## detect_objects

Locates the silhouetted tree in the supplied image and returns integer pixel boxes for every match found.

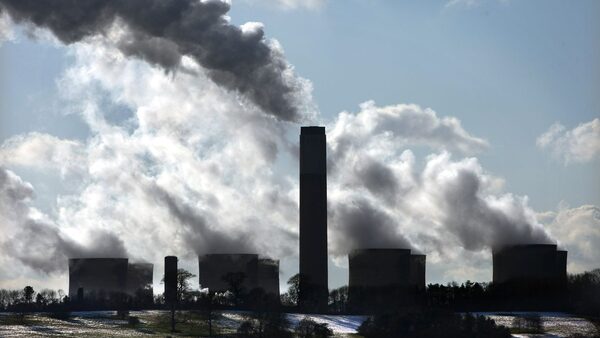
[358,310,511,338]
[512,315,543,334]
[237,311,292,338]
[161,268,196,303]
[567,268,600,316]
[328,285,348,313]
[281,273,300,306]
[23,286,35,304]
[177,268,196,302]
[296,317,333,338]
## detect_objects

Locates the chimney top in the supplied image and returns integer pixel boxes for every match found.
[301,126,325,135]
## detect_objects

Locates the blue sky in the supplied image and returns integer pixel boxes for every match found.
[0,0,599,292]
[227,0,600,210]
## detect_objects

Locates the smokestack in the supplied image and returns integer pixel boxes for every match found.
[299,126,328,311]
[164,256,178,304]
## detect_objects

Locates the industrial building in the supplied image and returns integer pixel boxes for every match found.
[299,126,328,311]
[126,262,154,297]
[409,254,426,291]
[258,258,280,296]
[198,254,280,297]
[348,248,427,312]
[68,258,128,301]
[492,244,567,285]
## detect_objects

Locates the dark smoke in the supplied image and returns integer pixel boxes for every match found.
[0,0,308,121]
[329,198,412,255]
[149,183,254,254]
[353,156,400,204]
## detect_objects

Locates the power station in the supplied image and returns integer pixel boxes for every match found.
[64,127,571,314]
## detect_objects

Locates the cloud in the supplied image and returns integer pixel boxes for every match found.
[243,0,327,11]
[0,132,86,177]
[0,8,14,44]
[444,0,509,9]
[536,118,600,164]
[327,101,489,166]
[542,204,600,273]
[0,0,315,121]
[445,0,480,8]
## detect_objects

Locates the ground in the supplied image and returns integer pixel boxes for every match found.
[0,310,597,337]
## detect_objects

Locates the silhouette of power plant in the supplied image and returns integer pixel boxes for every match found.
[348,249,426,312]
[493,244,567,285]
[198,254,280,297]
[68,258,152,302]
[66,126,568,313]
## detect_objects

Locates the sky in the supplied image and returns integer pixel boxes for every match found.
[0,0,599,294]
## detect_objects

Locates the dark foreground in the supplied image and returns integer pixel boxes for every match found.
[0,310,597,337]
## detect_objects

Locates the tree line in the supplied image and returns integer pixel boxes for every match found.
[1,268,598,316]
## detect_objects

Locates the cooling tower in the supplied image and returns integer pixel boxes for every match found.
[68,258,128,300]
[258,258,280,297]
[126,262,153,296]
[164,256,178,304]
[492,244,566,284]
[555,250,568,285]
[348,249,427,312]
[349,249,412,289]
[299,126,328,311]
[198,254,259,293]
[409,254,426,290]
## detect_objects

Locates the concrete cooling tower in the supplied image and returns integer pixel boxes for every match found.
[348,249,426,312]
[68,258,128,301]
[199,254,280,297]
[126,262,154,296]
[492,244,567,285]
[199,254,258,293]
[258,258,280,296]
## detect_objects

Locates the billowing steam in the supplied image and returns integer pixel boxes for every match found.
[0,167,128,273]
[326,102,554,256]
[0,0,312,121]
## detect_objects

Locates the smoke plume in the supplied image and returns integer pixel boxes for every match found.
[0,0,312,121]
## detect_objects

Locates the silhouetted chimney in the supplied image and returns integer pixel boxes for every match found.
[164,256,178,304]
[299,126,328,311]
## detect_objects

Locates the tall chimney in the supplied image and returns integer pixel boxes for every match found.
[164,256,178,304]
[299,126,328,311]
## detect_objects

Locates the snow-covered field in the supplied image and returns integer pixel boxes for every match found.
[0,310,367,337]
[474,312,598,337]
[219,311,367,334]
[0,310,596,337]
